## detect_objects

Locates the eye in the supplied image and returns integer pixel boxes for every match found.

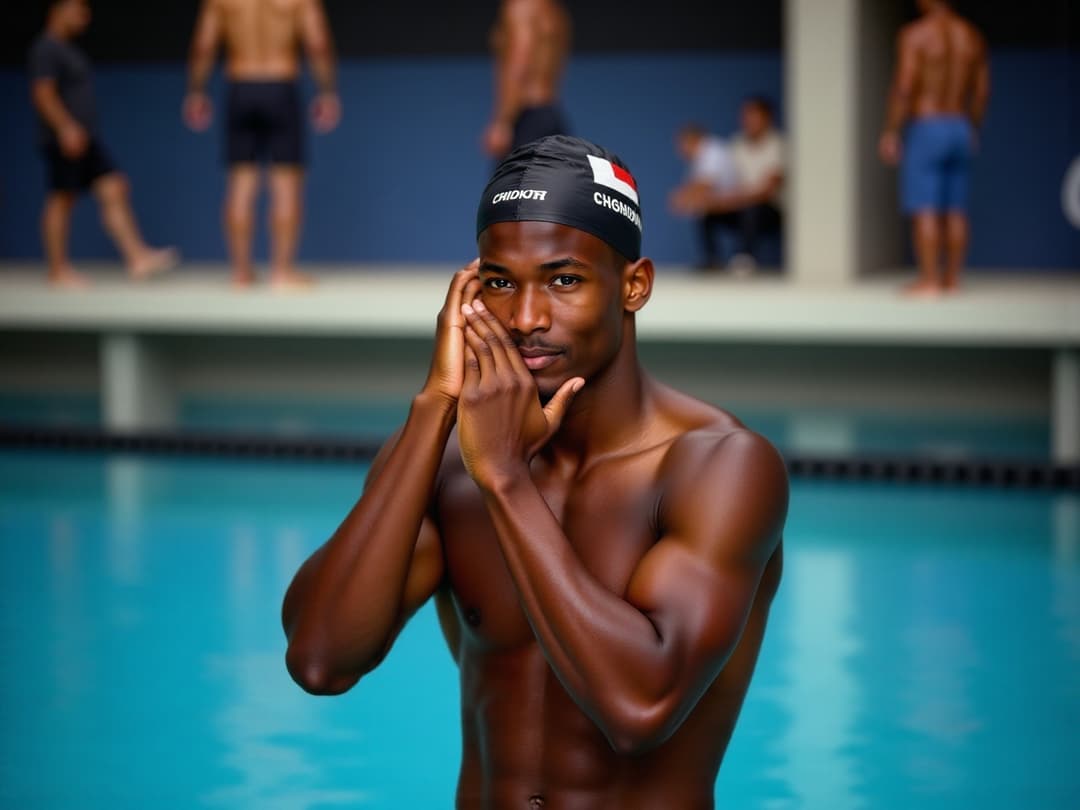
[484,277,514,290]
[551,275,581,288]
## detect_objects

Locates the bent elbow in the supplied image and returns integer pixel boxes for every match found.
[602,707,673,757]
[606,723,667,757]
[285,645,360,696]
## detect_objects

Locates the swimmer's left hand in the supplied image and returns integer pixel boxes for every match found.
[456,299,583,490]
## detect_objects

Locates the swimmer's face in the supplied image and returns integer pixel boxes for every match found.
[477,221,651,399]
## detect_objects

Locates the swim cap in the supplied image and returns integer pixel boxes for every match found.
[476,135,643,261]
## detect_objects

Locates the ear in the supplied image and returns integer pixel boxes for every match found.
[622,257,654,313]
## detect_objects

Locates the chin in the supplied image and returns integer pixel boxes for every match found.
[533,371,567,404]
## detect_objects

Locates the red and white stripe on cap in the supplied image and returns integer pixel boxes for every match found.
[586,155,639,205]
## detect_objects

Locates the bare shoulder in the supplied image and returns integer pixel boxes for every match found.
[655,391,788,559]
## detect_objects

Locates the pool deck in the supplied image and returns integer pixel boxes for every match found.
[1,263,1078,460]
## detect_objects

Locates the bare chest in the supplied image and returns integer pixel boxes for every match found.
[435,460,661,649]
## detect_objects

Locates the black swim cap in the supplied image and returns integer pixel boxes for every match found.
[476,135,643,262]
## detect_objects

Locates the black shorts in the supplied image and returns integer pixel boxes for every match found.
[511,104,570,152]
[225,80,305,166]
[41,138,115,192]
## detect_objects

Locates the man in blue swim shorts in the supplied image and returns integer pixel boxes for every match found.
[879,0,989,296]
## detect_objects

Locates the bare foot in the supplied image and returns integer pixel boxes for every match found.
[941,278,962,294]
[270,269,316,291]
[48,265,91,289]
[232,270,256,289]
[129,247,179,280]
[902,279,942,299]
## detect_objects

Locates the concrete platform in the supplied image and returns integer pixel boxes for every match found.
[1,263,1078,344]
[1,263,1078,461]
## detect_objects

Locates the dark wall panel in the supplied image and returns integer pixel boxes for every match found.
[3,1,1076,66]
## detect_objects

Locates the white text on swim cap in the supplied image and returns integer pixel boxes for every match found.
[593,192,642,231]
[492,189,549,204]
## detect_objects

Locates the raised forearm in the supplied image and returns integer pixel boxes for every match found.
[482,471,675,749]
[284,394,453,684]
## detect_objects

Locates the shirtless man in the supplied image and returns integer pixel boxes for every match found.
[183,0,341,288]
[484,0,572,159]
[29,0,177,288]
[283,136,788,808]
[879,0,990,296]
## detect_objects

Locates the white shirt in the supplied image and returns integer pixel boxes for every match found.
[731,129,785,208]
[689,135,739,193]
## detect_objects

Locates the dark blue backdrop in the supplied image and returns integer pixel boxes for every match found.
[0,50,1077,268]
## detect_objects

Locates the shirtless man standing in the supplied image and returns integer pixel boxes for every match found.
[183,0,341,288]
[484,0,572,159]
[283,136,788,808]
[29,0,177,287]
[879,0,990,296]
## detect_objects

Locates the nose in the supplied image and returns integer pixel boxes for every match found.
[509,285,551,336]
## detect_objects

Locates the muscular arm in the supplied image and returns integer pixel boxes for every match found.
[299,0,336,92]
[492,0,536,126]
[283,266,479,695]
[480,432,787,753]
[188,0,223,92]
[282,396,452,694]
[969,36,990,129]
[884,28,919,134]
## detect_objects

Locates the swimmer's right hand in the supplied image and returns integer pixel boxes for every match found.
[420,261,482,408]
[183,92,213,132]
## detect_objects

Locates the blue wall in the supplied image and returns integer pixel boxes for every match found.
[0,51,1076,268]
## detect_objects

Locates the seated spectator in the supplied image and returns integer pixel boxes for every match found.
[670,123,739,269]
[671,97,784,273]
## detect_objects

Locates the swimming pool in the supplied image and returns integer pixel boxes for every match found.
[1,450,1077,808]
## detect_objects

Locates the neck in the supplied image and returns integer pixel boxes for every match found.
[542,318,651,467]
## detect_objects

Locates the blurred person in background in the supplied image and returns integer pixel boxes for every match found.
[483,0,571,159]
[29,0,178,288]
[183,0,341,289]
[670,98,784,274]
[670,123,740,270]
[879,0,989,297]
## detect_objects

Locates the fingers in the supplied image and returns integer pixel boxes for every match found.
[462,311,500,378]
[463,298,527,378]
[542,376,585,434]
[443,260,481,324]
[467,298,530,375]
[463,341,481,391]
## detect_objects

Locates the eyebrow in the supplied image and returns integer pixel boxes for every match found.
[478,257,590,274]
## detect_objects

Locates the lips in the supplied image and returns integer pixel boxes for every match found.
[517,346,562,371]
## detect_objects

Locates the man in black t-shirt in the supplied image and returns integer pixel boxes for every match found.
[29,0,176,287]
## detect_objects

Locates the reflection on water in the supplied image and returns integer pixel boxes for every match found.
[2,453,1079,809]
[106,457,145,585]
[772,550,863,809]
[200,652,371,809]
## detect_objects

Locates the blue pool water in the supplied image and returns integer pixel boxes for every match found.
[1,450,1078,808]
